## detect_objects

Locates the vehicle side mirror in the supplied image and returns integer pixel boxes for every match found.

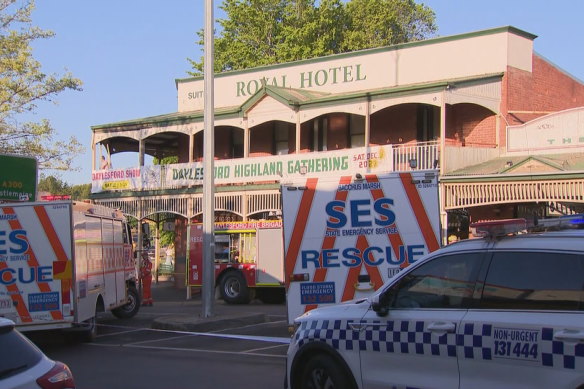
[371,290,392,317]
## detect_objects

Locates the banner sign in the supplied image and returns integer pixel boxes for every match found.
[0,154,37,202]
[91,145,393,193]
[214,220,283,231]
[507,107,584,153]
[91,166,161,193]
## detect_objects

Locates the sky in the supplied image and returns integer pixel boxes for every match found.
[26,0,584,185]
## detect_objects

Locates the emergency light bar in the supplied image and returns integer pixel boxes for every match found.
[471,214,584,238]
[470,219,528,238]
[532,214,584,230]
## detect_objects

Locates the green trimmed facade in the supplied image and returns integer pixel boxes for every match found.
[90,25,584,263]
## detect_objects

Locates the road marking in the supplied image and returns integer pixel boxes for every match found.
[211,319,287,333]
[243,343,289,353]
[96,323,291,344]
[96,328,144,338]
[154,328,291,344]
[88,342,287,359]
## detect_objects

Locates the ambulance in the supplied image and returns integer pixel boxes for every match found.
[282,171,441,325]
[187,220,284,304]
[0,200,140,341]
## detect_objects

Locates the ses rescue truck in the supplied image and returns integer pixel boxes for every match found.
[0,201,140,341]
[282,171,441,324]
[187,221,285,304]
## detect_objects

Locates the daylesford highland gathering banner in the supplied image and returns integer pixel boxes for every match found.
[91,145,395,193]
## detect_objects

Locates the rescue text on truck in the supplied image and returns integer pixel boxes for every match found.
[0,200,141,342]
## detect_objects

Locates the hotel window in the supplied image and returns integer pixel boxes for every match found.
[232,130,244,158]
[350,115,365,147]
[417,105,438,141]
[275,122,289,155]
[313,117,328,151]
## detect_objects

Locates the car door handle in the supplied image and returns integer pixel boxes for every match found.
[349,322,385,332]
[553,329,584,343]
[349,323,367,332]
[427,321,456,333]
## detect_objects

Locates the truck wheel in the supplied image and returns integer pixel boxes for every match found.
[112,286,140,319]
[220,271,250,304]
[80,306,98,343]
[297,354,355,389]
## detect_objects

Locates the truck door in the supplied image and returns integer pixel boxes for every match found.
[256,227,284,285]
[86,216,105,302]
[112,220,126,306]
[73,212,92,323]
[101,218,117,309]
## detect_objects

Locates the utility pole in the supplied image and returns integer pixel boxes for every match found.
[201,0,215,318]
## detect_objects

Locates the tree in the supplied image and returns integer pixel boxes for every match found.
[38,174,90,200]
[189,0,436,74]
[38,174,67,194]
[153,155,179,165]
[157,220,175,248]
[0,0,83,170]
[69,182,91,200]
[343,0,436,51]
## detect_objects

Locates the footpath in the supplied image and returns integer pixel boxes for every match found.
[129,278,289,334]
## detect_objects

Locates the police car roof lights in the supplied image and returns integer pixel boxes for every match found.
[471,214,584,238]
[470,218,528,238]
[532,213,584,231]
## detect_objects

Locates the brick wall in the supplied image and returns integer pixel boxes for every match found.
[327,113,349,150]
[177,133,190,163]
[468,205,516,224]
[250,122,274,157]
[370,104,418,145]
[193,131,203,161]
[446,104,497,147]
[501,54,584,146]
[215,126,232,159]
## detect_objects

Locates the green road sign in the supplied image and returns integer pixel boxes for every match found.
[0,154,37,202]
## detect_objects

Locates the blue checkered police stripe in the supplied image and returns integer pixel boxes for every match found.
[541,327,584,370]
[295,319,457,358]
[458,322,493,360]
[295,320,583,370]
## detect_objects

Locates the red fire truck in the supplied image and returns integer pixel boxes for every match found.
[187,221,284,304]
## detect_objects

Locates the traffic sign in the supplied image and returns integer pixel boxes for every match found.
[0,154,37,202]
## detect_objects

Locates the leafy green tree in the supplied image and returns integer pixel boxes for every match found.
[343,0,436,50]
[158,220,175,248]
[189,0,436,74]
[69,183,91,200]
[38,174,90,200]
[153,156,179,165]
[38,174,68,194]
[0,0,83,170]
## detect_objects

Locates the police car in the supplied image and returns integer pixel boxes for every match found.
[286,216,584,389]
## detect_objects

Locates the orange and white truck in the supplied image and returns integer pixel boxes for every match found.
[282,171,441,324]
[187,220,284,304]
[0,200,140,341]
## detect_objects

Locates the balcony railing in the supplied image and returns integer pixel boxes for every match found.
[393,141,440,171]
[92,141,450,194]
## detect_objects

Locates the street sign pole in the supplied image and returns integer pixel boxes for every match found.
[201,0,215,318]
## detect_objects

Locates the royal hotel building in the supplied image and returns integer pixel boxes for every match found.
[89,26,584,277]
